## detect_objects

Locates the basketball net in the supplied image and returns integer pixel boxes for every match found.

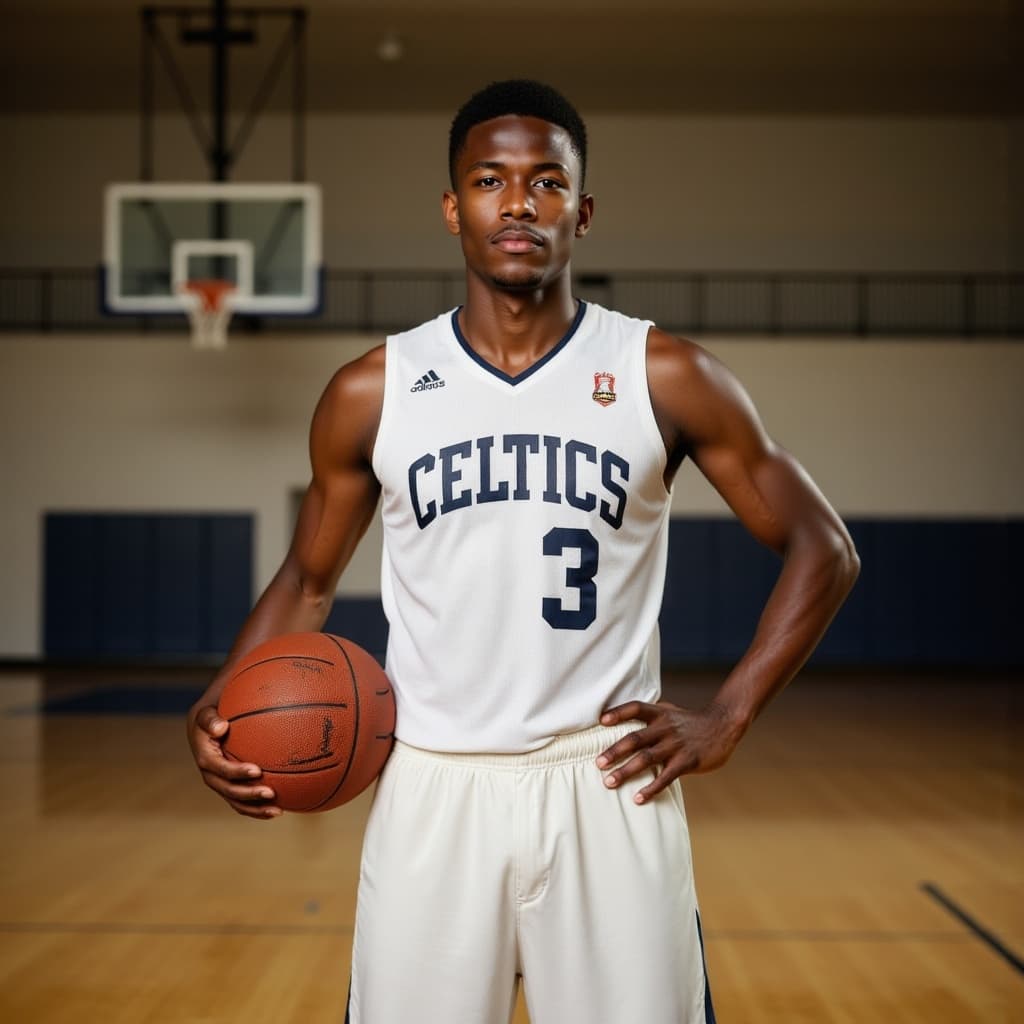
[180,279,236,351]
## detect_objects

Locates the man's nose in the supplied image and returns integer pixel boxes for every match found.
[500,181,536,219]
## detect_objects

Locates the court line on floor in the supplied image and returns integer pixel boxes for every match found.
[0,921,964,943]
[0,921,351,937]
[921,882,1024,976]
[704,928,969,943]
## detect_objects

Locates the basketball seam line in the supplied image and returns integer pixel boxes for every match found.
[247,762,343,776]
[311,636,362,811]
[225,701,349,724]
[222,746,344,775]
[232,654,335,678]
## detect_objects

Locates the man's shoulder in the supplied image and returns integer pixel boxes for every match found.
[644,327,729,418]
[584,301,651,332]
[321,344,386,411]
[645,325,703,361]
[386,308,456,346]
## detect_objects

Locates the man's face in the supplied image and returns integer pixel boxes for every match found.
[443,115,593,292]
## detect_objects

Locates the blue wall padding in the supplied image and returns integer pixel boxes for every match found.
[330,518,1022,668]
[323,600,390,662]
[44,513,252,657]
[208,515,255,651]
[658,517,1022,667]
[43,514,1022,666]
[153,516,202,653]
[44,514,101,655]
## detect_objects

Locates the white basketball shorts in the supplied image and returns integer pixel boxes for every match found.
[344,722,716,1024]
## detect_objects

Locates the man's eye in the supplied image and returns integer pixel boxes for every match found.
[477,176,500,187]
[536,178,564,189]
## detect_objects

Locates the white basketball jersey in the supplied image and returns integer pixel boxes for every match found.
[371,301,672,752]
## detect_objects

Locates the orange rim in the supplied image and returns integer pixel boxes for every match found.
[182,279,236,312]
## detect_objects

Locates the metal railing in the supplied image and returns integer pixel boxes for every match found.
[1,268,1021,337]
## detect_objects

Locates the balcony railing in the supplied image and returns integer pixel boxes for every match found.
[1,268,1021,337]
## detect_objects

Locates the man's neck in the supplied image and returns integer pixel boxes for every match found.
[458,275,578,378]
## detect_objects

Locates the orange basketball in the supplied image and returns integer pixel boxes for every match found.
[218,632,396,813]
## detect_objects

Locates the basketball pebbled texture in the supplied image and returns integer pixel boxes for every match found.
[218,632,396,813]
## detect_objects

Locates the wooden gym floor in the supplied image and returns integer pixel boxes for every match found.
[0,665,1020,1023]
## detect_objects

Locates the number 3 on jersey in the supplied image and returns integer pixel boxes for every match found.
[542,527,599,630]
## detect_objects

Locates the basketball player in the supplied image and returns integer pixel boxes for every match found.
[187,80,859,1023]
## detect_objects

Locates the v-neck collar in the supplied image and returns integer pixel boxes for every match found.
[450,301,588,386]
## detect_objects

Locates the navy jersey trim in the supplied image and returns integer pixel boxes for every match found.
[450,300,588,386]
[696,910,717,1023]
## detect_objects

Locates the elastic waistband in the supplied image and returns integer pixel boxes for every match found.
[390,721,643,771]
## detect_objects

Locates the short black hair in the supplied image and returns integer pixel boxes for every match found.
[448,79,588,189]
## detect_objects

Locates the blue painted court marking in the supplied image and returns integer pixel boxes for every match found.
[20,686,205,715]
[921,882,1024,976]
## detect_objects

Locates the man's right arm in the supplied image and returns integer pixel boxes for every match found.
[186,345,385,818]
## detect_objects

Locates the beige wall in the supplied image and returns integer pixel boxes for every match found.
[1,112,1014,272]
[2,331,1022,658]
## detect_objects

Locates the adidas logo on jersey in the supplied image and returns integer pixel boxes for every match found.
[411,370,446,392]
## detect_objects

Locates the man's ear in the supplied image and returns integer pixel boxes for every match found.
[575,193,594,238]
[442,190,461,236]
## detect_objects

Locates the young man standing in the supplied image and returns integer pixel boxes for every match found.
[188,80,859,1023]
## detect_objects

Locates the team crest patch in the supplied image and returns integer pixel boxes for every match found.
[592,371,616,406]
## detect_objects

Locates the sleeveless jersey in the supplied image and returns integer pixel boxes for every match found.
[371,301,672,752]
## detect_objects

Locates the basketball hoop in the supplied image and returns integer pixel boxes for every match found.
[180,279,236,350]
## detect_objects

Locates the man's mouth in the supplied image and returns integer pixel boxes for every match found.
[491,228,544,252]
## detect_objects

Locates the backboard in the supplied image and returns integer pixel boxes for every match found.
[102,182,322,316]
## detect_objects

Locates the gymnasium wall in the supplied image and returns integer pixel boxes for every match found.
[0,112,1016,273]
[1010,118,1024,270]
[2,105,1019,663]
[1,332,1021,661]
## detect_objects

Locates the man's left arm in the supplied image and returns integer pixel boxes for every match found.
[598,329,860,803]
